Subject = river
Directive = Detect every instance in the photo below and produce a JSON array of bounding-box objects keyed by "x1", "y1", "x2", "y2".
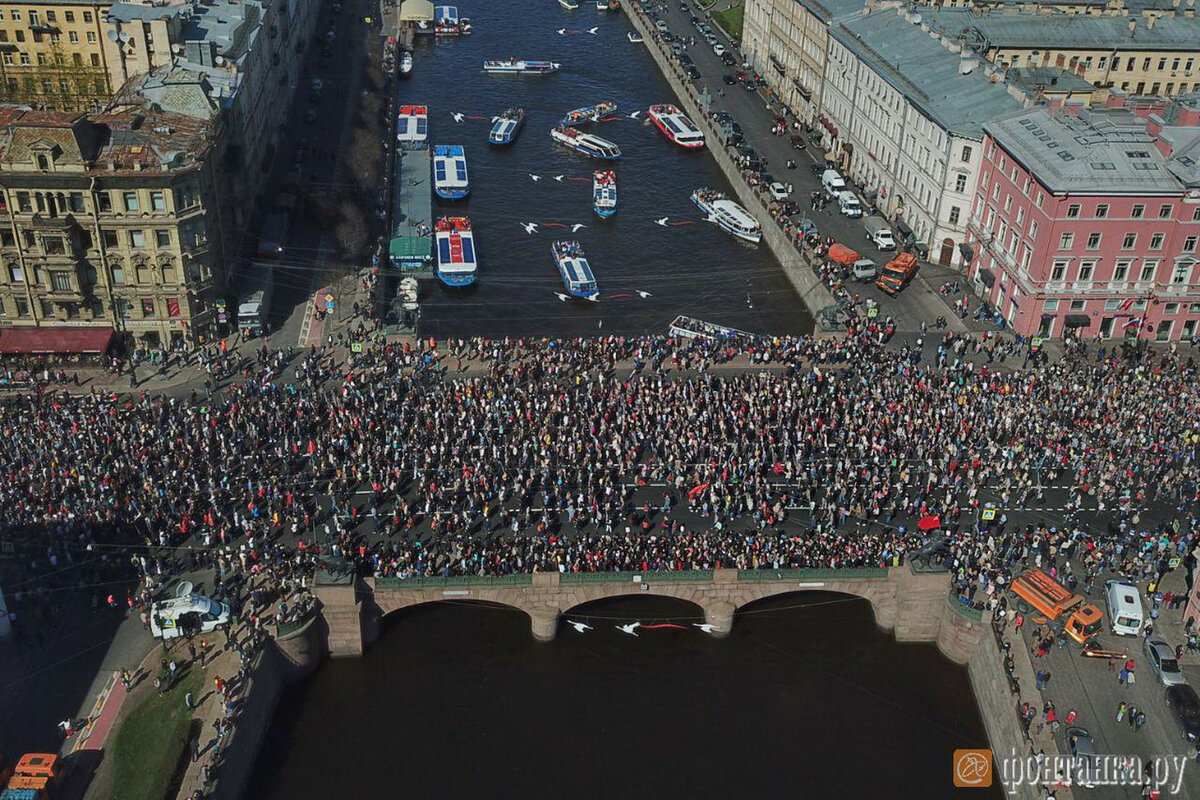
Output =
[
  {"x1": 394, "y1": 1, "x2": 813, "y2": 339},
  {"x1": 249, "y1": 593, "x2": 999, "y2": 798}
]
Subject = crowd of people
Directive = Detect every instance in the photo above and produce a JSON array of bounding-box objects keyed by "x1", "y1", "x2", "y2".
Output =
[{"x1": 2, "y1": 327, "x2": 1199, "y2": 607}]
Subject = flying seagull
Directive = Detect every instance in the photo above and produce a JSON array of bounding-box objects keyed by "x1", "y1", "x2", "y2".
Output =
[
  {"x1": 636, "y1": 290, "x2": 652, "y2": 298},
  {"x1": 554, "y1": 175, "x2": 566, "y2": 182},
  {"x1": 655, "y1": 216, "x2": 669, "y2": 226},
  {"x1": 451, "y1": 112, "x2": 464, "y2": 123},
  {"x1": 571, "y1": 223, "x2": 587, "y2": 232},
  {"x1": 587, "y1": 26, "x2": 599, "y2": 34},
  {"x1": 615, "y1": 622, "x2": 641, "y2": 636},
  {"x1": 529, "y1": 174, "x2": 542, "y2": 182},
  {"x1": 568, "y1": 621, "x2": 593, "y2": 633},
  {"x1": 521, "y1": 222, "x2": 539, "y2": 234},
  {"x1": 693, "y1": 623, "x2": 718, "y2": 634},
  {"x1": 629, "y1": 110, "x2": 642, "y2": 119},
  {"x1": 557, "y1": 28, "x2": 567, "y2": 35},
  {"x1": 554, "y1": 292, "x2": 570, "y2": 302}
]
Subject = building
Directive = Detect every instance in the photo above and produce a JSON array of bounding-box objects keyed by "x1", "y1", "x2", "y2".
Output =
[
  {"x1": 742, "y1": 0, "x2": 865, "y2": 124},
  {"x1": 102, "y1": 2, "x2": 189, "y2": 93},
  {"x1": 923, "y1": 7, "x2": 1200, "y2": 98},
  {"x1": 967, "y1": 95, "x2": 1200, "y2": 341},
  {"x1": 0, "y1": 105, "x2": 226, "y2": 351},
  {"x1": 0, "y1": 1, "x2": 115, "y2": 111},
  {"x1": 820, "y1": 7, "x2": 1024, "y2": 265}
]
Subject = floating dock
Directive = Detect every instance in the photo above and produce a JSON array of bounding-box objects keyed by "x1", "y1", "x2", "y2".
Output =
[{"x1": 390, "y1": 145, "x2": 433, "y2": 275}]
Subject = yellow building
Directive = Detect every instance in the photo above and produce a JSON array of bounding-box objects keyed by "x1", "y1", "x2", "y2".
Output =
[
  {"x1": 0, "y1": 1, "x2": 116, "y2": 110},
  {"x1": 0, "y1": 105, "x2": 227, "y2": 352}
]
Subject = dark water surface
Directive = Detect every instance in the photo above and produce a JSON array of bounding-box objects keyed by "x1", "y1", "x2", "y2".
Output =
[
  {"x1": 249, "y1": 593, "x2": 999, "y2": 798},
  {"x1": 395, "y1": 2, "x2": 813, "y2": 338}
]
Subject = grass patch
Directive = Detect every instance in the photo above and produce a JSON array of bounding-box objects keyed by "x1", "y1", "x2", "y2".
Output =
[
  {"x1": 697, "y1": 0, "x2": 720, "y2": 9},
  {"x1": 711, "y1": 3, "x2": 744, "y2": 40},
  {"x1": 107, "y1": 667, "x2": 205, "y2": 800}
]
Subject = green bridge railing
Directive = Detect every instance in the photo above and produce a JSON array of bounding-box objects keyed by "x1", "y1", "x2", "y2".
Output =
[
  {"x1": 375, "y1": 574, "x2": 533, "y2": 590},
  {"x1": 947, "y1": 589, "x2": 984, "y2": 622},
  {"x1": 737, "y1": 568, "x2": 889, "y2": 581},
  {"x1": 560, "y1": 570, "x2": 715, "y2": 584}
]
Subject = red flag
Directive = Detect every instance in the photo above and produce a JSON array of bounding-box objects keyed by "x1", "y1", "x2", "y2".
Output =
[
  {"x1": 306, "y1": 440, "x2": 316, "y2": 455},
  {"x1": 918, "y1": 515, "x2": 941, "y2": 531}
]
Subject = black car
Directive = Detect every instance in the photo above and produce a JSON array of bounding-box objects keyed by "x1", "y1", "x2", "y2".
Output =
[
  {"x1": 721, "y1": 52, "x2": 737, "y2": 66},
  {"x1": 685, "y1": 65, "x2": 701, "y2": 80},
  {"x1": 1166, "y1": 684, "x2": 1200, "y2": 742},
  {"x1": 809, "y1": 163, "x2": 825, "y2": 177},
  {"x1": 679, "y1": 53, "x2": 693, "y2": 66},
  {"x1": 744, "y1": 79, "x2": 759, "y2": 91},
  {"x1": 711, "y1": 110, "x2": 734, "y2": 124},
  {"x1": 661, "y1": 31, "x2": 675, "y2": 42},
  {"x1": 723, "y1": 74, "x2": 736, "y2": 85}
]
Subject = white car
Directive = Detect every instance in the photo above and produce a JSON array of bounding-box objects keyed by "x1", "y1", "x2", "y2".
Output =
[
  {"x1": 768, "y1": 182, "x2": 789, "y2": 201},
  {"x1": 713, "y1": 43, "x2": 726, "y2": 57}
]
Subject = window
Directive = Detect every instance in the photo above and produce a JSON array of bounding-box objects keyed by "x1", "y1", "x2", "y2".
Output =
[
  {"x1": 90, "y1": 298, "x2": 104, "y2": 318},
  {"x1": 948, "y1": 206, "x2": 960, "y2": 226},
  {"x1": 7, "y1": 264, "x2": 23, "y2": 283},
  {"x1": 11, "y1": 10, "x2": 20, "y2": 21},
  {"x1": 1066, "y1": 204, "x2": 1080, "y2": 218},
  {"x1": 111, "y1": 265, "x2": 125, "y2": 284},
  {"x1": 954, "y1": 173, "x2": 967, "y2": 193},
  {"x1": 1059, "y1": 232, "x2": 1074, "y2": 250},
  {"x1": 1160, "y1": 204, "x2": 1173, "y2": 218},
  {"x1": 89, "y1": 52, "x2": 99, "y2": 67},
  {"x1": 42, "y1": 236, "x2": 64, "y2": 255},
  {"x1": 961, "y1": 145, "x2": 972, "y2": 162},
  {"x1": 97, "y1": 192, "x2": 112, "y2": 213},
  {"x1": 16, "y1": 192, "x2": 30, "y2": 213},
  {"x1": 1096, "y1": 204, "x2": 1108, "y2": 218},
  {"x1": 1165, "y1": 302, "x2": 1180, "y2": 314},
  {"x1": 50, "y1": 271, "x2": 71, "y2": 292},
  {"x1": 1185, "y1": 236, "x2": 1198, "y2": 253},
  {"x1": 1043, "y1": 299, "x2": 1060, "y2": 312},
  {"x1": 1028, "y1": 220, "x2": 1038, "y2": 241},
  {"x1": 123, "y1": 192, "x2": 140, "y2": 212},
  {"x1": 1195, "y1": 208, "x2": 1200, "y2": 221},
  {"x1": 1173, "y1": 261, "x2": 1193, "y2": 284},
  {"x1": 1035, "y1": 192, "x2": 1044, "y2": 209},
  {"x1": 29, "y1": 11, "x2": 39, "y2": 25},
  {"x1": 65, "y1": 11, "x2": 74, "y2": 22},
  {"x1": 84, "y1": 11, "x2": 94, "y2": 22},
  {"x1": 1071, "y1": 300, "x2": 1086, "y2": 312},
  {"x1": 1079, "y1": 261, "x2": 1096, "y2": 281},
  {"x1": 141, "y1": 298, "x2": 155, "y2": 317},
  {"x1": 167, "y1": 298, "x2": 181, "y2": 318},
  {"x1": 1140, "y1": 261, "x2": 1157, "y2": 282},
  {"x1": 1087, "y1": 232, "x2": 1102, "y2": 250},
  {"x1": 1150, "y1": 233, "x2": 1165, "y2": 250},
  {"x1": 14, "y1": 297, "x2": 28, "y2": 317},
  {"x1": 1114, "y1": 261, "x2": 1131, "y2": 281},
  {"x1": 101, "y1": 229, "x2": 118, "y2": 248},
  {"x1": 129, "y1": 229, "x2": 145, "y2": 248},
  {"x1": 1051, "y1": 261, "x2": 1068, "y2": 281},
  {"x1": 1132, "y1": 204, "x2": 1145, "y2": 218},
  {"x1": 155, "y1": 229, "x2": 171, "y2": 248},
  {"x1": 69, "y1": 192, "x2": 85, "y2": 213},
  {"x1": 1123, "y1": 233, "x2": 1137, "y2": 249},
  {"x1": 116, "y1": 298, "x2": 131, "y2": 318},
  {"x1": 150, "y1": 191, "x2": 166, "y2": 212}
]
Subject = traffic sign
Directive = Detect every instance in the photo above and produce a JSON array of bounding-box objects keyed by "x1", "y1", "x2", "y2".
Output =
[
  {"x1": 1031, "y1": 337, "x2": 1044, "y2": 349},
  {"x1": 215, "y1": 298, "x2": 226, "y2": 309},
  {"x1": 350, "y1": 342, "x2": 364, "y2": 353},
  {"x1": 867, "y1": 306, "x2": 879, "y2": 318},
  {"x1": 1170, "y1": 557, "x2": 1181, "y2": 569},
  {"x1": 981, "y1": 508, "x2": 997, "y2": 521}
]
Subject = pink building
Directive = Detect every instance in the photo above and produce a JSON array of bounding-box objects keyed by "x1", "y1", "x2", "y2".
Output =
[{"x1": 967, "y1": 94, "x2": 1200, "y2": 341}]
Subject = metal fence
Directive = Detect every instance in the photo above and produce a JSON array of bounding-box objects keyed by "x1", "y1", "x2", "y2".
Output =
[
  {"x1": 560, "y1": 570, "x2": 715, "y2": 584},
  {"x1": 375, "y1": 574, "x2": 533, "y2": 590},
  {"x1": 947, "y1": 589, "x2": 984, "y2": 622},
  {"x1": 736, "y1": 567, "x2": 888, "y2": 581}
]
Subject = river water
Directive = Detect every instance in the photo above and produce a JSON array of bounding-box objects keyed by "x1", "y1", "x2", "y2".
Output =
[
  {"x1": 394, "y1": 1, "x2": 813, "y2": 339},
  {"x1": 249, "y1": 594, "x2": 999, "y2": 798}
]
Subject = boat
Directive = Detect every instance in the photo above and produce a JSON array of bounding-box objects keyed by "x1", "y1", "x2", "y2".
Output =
[
  {"x1": 435, "y1": 216, "x2": 478, "y2": 287},
  {"x1": 396, "y1": 105, "x2": 429, "y2": 146},
  {"x1": 595, "y1": 0, "x2": 606, "y2": 8},
  {"x1": 552, "y1": 240, "x2": 599, "y2": 298},
  {"x1": 560, "y1": 101, "x2": 617, "y2": 127},
  {"x1": 434, "y1": 5, "x2": 460, "y2": 35},
  {"x1": 383, "y1": 37, "x2": 397, "y2": 75},
  {"x1": 592, "y1": 170, "x2": 617, "y2": 218},
  {"x1": 559, "y1": 0, "x2": 579, "y2": 8},
  {"x1": 458, "y1": 17, "x2": 473, "y2": 34},
  {"x1": 607, "y1": 0, "x2": 620, "y2": 10},
  {"x1": 483, "y1": 59, "x2": 561, "y2": 74},
  {"x1": 648, "y1": 104, "x2": 705, "y2": 149},
  {"x1": 691, "y1": 188, "x2": 761, "y2": 243},
  {"x1": 550, "y1": 126, "x2": 621, "y2": 159},
  {"x1": 627, "y1": 31, "x2": 643, "y2": 43},
  {"x1": 488, "y1": 108, "x2": 526, "y2": 146},
  {"x1": 432, "y1": 145, "x2": 470, "y2": 200},
  {"x1": 398, "y1": 51, "x2": 414, "y2": 78},
  {"x1": 668, "y1": 315, "x2": 760, "y2": 343}
]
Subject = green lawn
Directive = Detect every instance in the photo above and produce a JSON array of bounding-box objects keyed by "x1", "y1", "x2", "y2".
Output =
[
  {"x1": 711, "y1": 3, "x2": 744, "y2": 41},
  {"x1": 107, "y1": 667, "x2": 205, "y2": 800}
]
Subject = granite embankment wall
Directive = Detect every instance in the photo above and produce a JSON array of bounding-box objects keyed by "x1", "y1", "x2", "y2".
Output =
[{"x1": 622, "y1": 5, "x2": 835, "y2": 318}]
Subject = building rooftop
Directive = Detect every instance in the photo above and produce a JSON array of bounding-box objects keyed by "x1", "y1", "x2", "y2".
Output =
[
  {"x1": 1008, "y1": 66, "x2": 1096, "y2": 96},
  {"x1": 181, "y1": 0, "x2": 262, "y2": 67},
  {"x1": 832, "y1": 8, "x2": 1024, "y2": 138},
  {"x1": 795, "y1": 0, "x2": 867, "y2": 23},
  {"x1": 928, "y1": 8, "x2": 1200, "y2": 52},
  {"x1": 107, "y1": 2, "x2": 189, "y2": 23},
  {"x1": 985, "y1": 106, "x2": 1187, "y2": 194}
]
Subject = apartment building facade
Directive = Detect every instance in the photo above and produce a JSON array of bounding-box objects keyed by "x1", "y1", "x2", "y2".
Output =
[
  {"x1": 967, "y1": 98, "x2": 1200, "y2": 341},
  {"x1": 0, "y1": 106, "x2": 225, "y2": 350},
  {"x1": 0, "y1": 0, "x2": 114, "y2": 110}
]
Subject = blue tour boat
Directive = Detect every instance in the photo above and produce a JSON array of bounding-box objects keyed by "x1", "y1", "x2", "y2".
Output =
[
  {"x1": 552, "y1": 240, "x2": 599, "y2": 298},
  {"x1": 488, "y1": 108, "x2": 525, "y2": 146},
  {"x1": 432, "y1": 145, "x2": 470, "y2": 200},
  {"x1": 435, "y1": 216, "x2": 478, "y2": 286},
  {"x1": 592, "y1": 169, "x2": 617, "y2": 218}
]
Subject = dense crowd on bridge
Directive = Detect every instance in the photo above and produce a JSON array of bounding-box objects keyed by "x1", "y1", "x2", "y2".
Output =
[{"x1": 3, "y1": 328, "x2": 1200, "y2": 611}]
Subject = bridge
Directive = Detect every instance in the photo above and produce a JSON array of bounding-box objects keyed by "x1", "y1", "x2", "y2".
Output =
[{"x1": 313, "y1": 564, "x2": 990, "y2": 665}]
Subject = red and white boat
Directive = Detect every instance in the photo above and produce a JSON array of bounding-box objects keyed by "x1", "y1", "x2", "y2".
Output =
[{"x1": 647, "y1": 104, "x2": 705, "y2": 149}]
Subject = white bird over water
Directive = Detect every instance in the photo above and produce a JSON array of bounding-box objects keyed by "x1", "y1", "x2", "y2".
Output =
[
  {"x1": 636, "y1": 290, "x2": 652, "y2": 298},
  {"x1": 584, "y1": 294, "x2": 600, "y2": 303},
  {"x1": 451, "y1": 112, "x2": 465, "y2": 123},
  {"x1": 557, "y1": 28, "x2": 567, "y2": 35},
  {"x1": 586, "y1": 26, "x2": 599, "y2": 34},
  {"x1": 554, "y1": 292, "x2": 570, "y2": 302},
  {"x1": 554, "y1": 175, "x2": 566, "y2": 182},
  {"x1": 629, "y1": 110, "x2": 642, "y2": 119},
  {"x1": 655, "y1": 216, "x2": 669, "y2": 226},
  {"x1": 529, "y1": 174, "x2": 542, "y2": 182},
  {"x1": 521, "y1": 222, "x2": 539, "y2": 234},
  {"x1": 693, "y1": 623, "x2": 718, "y2": 634},
  {"x1": 571, "y1": 223, "x2": 586, "y2": 232},
  {"x1": 616, "y1": 622, "x2": 641, "y2": 636},
  {"x1": 568, "y1": 621, "x2": 593, "y2": 633}
]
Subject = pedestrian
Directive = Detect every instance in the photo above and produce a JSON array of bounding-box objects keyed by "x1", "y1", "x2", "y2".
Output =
[
  {"x1": 1036, "y1": 669, "x2": 1049, "y2": 690},
  {"x1": 1128, "y1": 705, "x2": 1139, "y2": 729},
  {"x1": 186, "y1": 691, "x2": 196, "y2": 710},
  {"x1": 1116, "y1": 701, "x2": 1127, "y2": 722},
  {"x1": 1064, "y1": 709, "x2": 1077, "y2": 725},
  {"x1": 215, "y1": 676, "x2": 226, "y2": 696},
  {"x1": 1133, "y1": 709, "x2": 1147, "y2": 732}
]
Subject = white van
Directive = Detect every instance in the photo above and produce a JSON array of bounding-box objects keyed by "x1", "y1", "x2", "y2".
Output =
[
  {"x1": 1104, "y1": 580, "x2": 1145, "y2": 636},
  {"x1": 150, "y1": 585, "x2": 231, "y2": 640},
  {"x1": 838, "y1": 191, "x2": 863, "y2": 218},
  {"x1": 821, "y1": 169, "x2": 846, "y2": 196}
]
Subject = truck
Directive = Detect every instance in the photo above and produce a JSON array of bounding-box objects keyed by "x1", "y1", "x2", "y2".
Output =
[
  {"x1": 0, "y1": 753, "x2": 64, "y2": 799},
  {"x1": 875, "y1": 252, "x2": 918, "y2": 295},
  {"x1": 863, "y1": 216, "x2": 896, "y2": 250},
  {"x1": 237, "y1": 262, "x2": 276, "y2": 338},
  {"x1": 1011, "y1": 569, "x2": 1103, "y2": 645},
  {"x1": 149, "y1": 590, "x2": 231, "y2": 640},
  {"x1": 256, "y1": 212, "x2": 290, "y2": 259},
  {"x1": 837, "y1": 191, "x2": 863, "y2": 218}
]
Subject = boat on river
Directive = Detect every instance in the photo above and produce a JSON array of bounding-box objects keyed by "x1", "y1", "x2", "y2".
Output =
[
  {"x1": 593, "y1": 170, "x2": 617, "y2": 218},
  {"x1": 434, "y1": 5, "x2": 460, "y2": 35},
  {"x1": 396, "y1": 105, "x2": 429, "y2": 146},
  {"x1": 552, "y1": 240, "x2": 599, "y2": 298},
  {"x1": 432, "y1": 145, "x2": 470, "y2": 200},
  {"x1": 691, "y1": 188, "x2": 761, "y2": 243},
  {"x1": 398, "y1": 51, "x2": 413, "y2": 78},
  {"x1": 550, "y1": 126, "x2": 621, "y2": 159},
  {"x1": 560, "y1": 101, "x2": 617, "y2": 127},
  {"x1": 435, "y1": 216, "x2": 478, "y2": 287},
  {"x1": 648, "y1": 104, "x2": 705, "y2": 149},
  {"x1": 627, "y1": 30, "x2": 643, "y2": 43},
  {"x1": 559, "y1": 0, "x2": 579, "y2": 8},
  {"x1": 488, "y1": 108, "x2": 525, "y2": 146},
  {"x1": 483, "y1": 59, "x2": 560, "y2": 75}
]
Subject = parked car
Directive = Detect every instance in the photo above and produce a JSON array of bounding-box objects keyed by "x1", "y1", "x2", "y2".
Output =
[
  {"x1": 1065, "y1": 727, "x2": 1099, "y2": 789},
  {"x1": 713, "y1": 43, "x2": 726, "y2": 56},
  {"x1": 711, "y1": 110, "x2": 734, "y2": 125},
  {"x1": 723, "y1": 74, "x2": 737, "y2": 85},
  {"x1": 809, "y1": 163, "x2": 826, "y2": 177},
  {"x1": 685, "y1": 65, "x2": 701, "y2": 80},
  {"x1": 769, "y1": 182, "x2": 789, "y2": 201},
  {"x1": 661, "y1": 31, "x2": 675, "y2": 43},
  {"x1": 655, "y1": 20, "x2": 670, "y2": 33},
  {"x1": 1166, "y1": 684, "x2": 1200, "y2": 742},
  {"x1": 1145, "y1": 637, "x2": 1187, "y2": 686},
  {"x1": 744, "y1": 78, "x2": 759, "y2": 91},
  {"x1": 721, "y1": 52, "x2": 736, "y2": 66}
]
